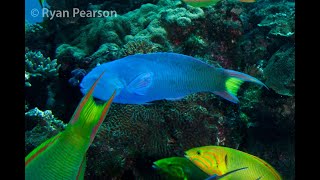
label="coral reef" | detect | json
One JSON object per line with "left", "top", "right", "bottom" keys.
{"left": 242, "top": 93, "right": 295, "bottom": 180}
{"left": 25, "top": 107, "right": 66, "bottom": 156}
{"left": 25, "top": 51, "right": 61, "bottom": 82}
{"left": 68, "top": 68, "right": 87, "bottom": 87}
{"left": 256, "top": 1, "right": 295, "bottom": 38}
{"left": 263, "top": 45, "right": 295, "bottom": 96}
{"left": 25, "top": 0, "right": 295, "bottom": 179}
{"left": 118, "top": 39, "right": 161, "bottom": 58}
{"left": 25, "top": 51, "right": 61, "bottom": 110}
{"left": 87, "top": 93, "right": 246, "bottom": 179}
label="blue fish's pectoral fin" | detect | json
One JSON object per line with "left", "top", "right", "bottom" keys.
{"left": 127, "top": 72, "right": 153, "bottom": 95}
{"left": 213, "top": 91, "right": 239, "bottom": 103}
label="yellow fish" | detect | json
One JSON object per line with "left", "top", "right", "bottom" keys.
{"left": 185, "top": 146, "right": 282, "bottom": 180}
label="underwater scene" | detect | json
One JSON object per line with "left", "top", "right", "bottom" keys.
{"left": 25, "top": 0, "right": 295, "bottom": 179}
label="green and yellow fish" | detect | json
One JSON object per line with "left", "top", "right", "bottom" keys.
{"left": 153, "top": 157, "right": 210, "bottom": 180}
{"left": 25, "top": 71, "right": 116, "bottom": 180}
{"left": 185, "top": 146, "right": 282, "bottom": 180}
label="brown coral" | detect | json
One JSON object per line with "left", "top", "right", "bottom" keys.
{"left": 119, "top": 39, "right": 161, "bottom": 58}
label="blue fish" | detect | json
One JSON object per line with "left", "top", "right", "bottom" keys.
{"left": 80, "top": 53, "right": 267, "bottom": 104}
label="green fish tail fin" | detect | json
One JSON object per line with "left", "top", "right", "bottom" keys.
{"left": 214, "top": 69, "right": 267, "bottom": 103}
{"left": 69, "top": 71, "right": 116, "bottom": 143}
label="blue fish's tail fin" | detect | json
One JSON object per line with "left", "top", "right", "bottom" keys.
{"left": 213, "top": 69, "right": 268, "bottom": 103}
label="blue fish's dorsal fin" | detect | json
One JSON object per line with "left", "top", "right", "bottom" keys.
{"left": 127, "top": 72, "right": 153, "bottom": 95}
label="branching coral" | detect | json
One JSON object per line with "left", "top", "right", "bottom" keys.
{"left": 25, "top": 50, "right": 62, "bottom": 109}
{"left": 25, "top": 107, "right": 66, "bottom": 156}
{"left": 25, "top": 51, "right": 61, "bottom": 81}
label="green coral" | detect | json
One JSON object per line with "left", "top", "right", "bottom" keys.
{"left": 254, "top": 1, "right": 295, "bottom": 38}
{"left": 162, "top": 7, "right": 205, "bottom": 27}
{"left": 55, "top": 44, "right": 87, "bottom": 63}
{"left": 258, "top": 12, "right": 295, "bottom": 37}
{"left": 62, "top": 0, "right": 205, "bottom": 66}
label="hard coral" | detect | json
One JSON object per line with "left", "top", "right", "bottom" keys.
{"left": 25, "top": 51, "right": 61, "bottom": 82}
{"left": 88, "top": 93, "right": 246, "bottom": 178}
{"left": 25, "top": 107, "right": 66, "bottom": 156}
{"left": 255, "top": 1, "right": 295, "bottom": 38}
{"left": 119, "top": 39, "right": 161, "bottom": 58}
{"left": 263, "top": 45, "right": 295, "bottom": 96}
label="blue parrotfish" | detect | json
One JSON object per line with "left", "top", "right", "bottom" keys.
{"left": 80, "top": 52, "right": 267, "bottom": 104}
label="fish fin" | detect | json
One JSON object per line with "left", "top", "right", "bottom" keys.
{"left": 204, "top": 167, "right": 248, "bottom": 180}
{"left": 89, "top": 91, "right": 116, "bottom": 143}
{"left": 25, "top": 132, "right": 62, "bottom": 166}
{"left": 213, "top": 91, "right": 239, "bottom": 103}
{"left": 217, "top": 69, "right": 268, "bottom": 103}
{"left": 247, "top": 154, "right": 282, "bottom": 180}
{"left": 256, "top": 176, "right": 262, "bottom": 180}
{"left": 127, "top": 72, "right": 153, "bottom": 95}
{"left": 69, "top": 71, "right": 107, "bottom": 125}
{"left": 69, "top": 70, "right": 116, "bottom": 143}
{"left": 217, "top": 167, "right": 248, "bottom": 179}
{"left": 76, "top": 156, "right": 87, "bottom": 180}
{"left": 204, "top": 174, "right": 218, "bottom": 180}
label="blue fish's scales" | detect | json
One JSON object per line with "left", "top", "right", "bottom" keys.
{"left": 80, "top": 53, "right": 266, "bottom": 104}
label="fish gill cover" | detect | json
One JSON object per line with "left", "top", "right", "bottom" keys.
{"left": 25, "top": 0, "right": 294, "bottom": 179}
